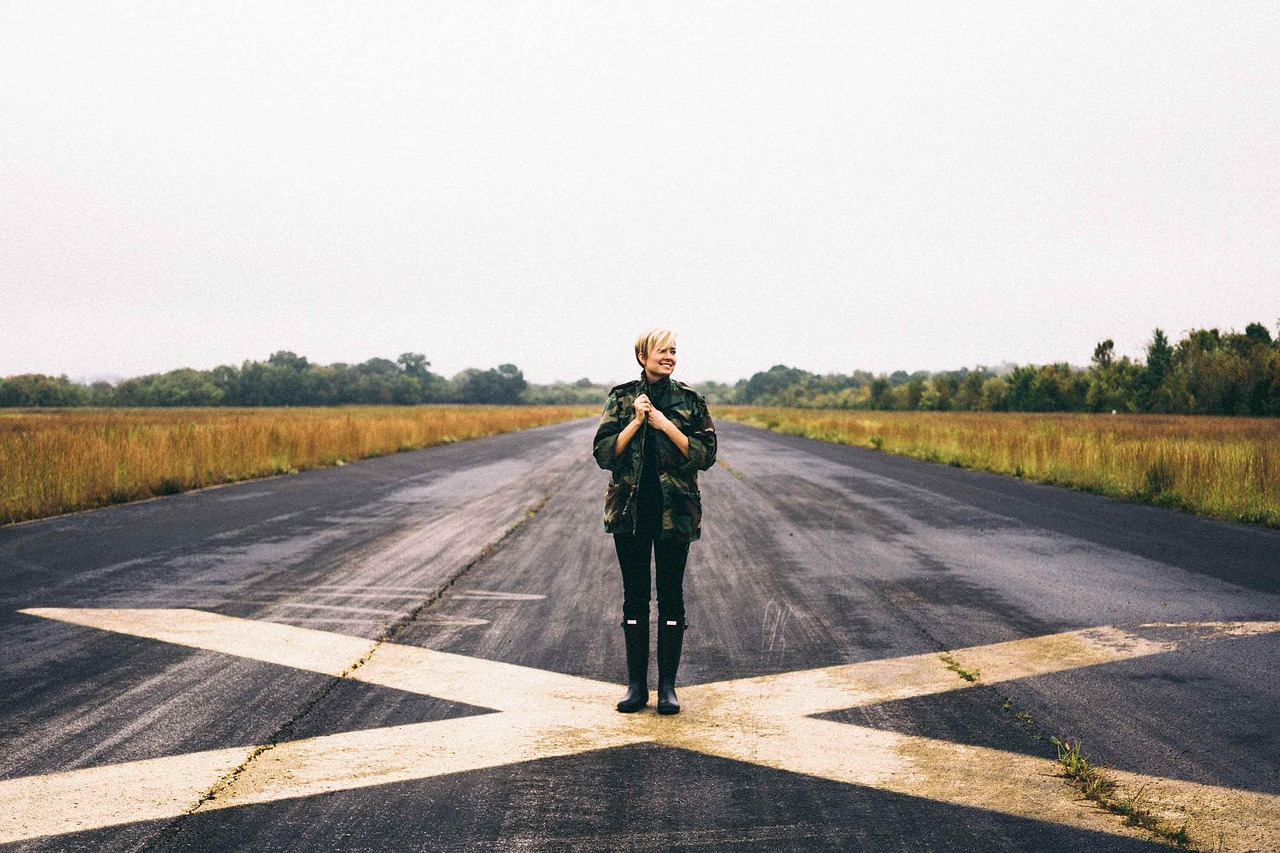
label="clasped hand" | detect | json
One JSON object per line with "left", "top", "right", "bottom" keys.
{"left": 633, "top": 394, "right": 670, "bottom": 429}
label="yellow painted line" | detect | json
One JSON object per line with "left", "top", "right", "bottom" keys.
{"left": 9, "top": 609, "right": 1280, "bottom": 848}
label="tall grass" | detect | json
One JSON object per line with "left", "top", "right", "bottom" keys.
{"left": 722, "top": 407, "right": 1280, "bottom": 528}
{"left": 0, "top": 406, "right": 590, "bottom": 525}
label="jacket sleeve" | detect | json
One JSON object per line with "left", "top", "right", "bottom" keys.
{"left": 677, "top": 393, "right": 717, "bottom": 474}
{"left": 592, "top": 390, "right": 627, "bottom": 472}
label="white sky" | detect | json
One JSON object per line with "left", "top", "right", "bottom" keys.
{"left": 2, "top": 2, "right": 1277, "bottom": 385}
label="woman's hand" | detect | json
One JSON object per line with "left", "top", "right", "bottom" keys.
{"left": 645, "top": 404, "right": 673, "bottom": 431}
{"left": 641, "top": 402, "right": 690, "bottom": 458}
{"left": 633, "top": 394, "right": 652, "bottom": 424}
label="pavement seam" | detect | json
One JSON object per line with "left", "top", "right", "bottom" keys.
{"left": 935, "top": 647, "right": 1196, "bottom": 850}
{"left": 136, "top": 484, "right": 561, "bottom": 852}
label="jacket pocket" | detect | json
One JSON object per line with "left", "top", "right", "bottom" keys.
{"left": 604, "top": 480, "right": 632, "bottom": 529}
{"left": 677, "top": 487, "right": 701, "bottom": 535}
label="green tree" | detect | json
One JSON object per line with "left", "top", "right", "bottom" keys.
{"left": 955, "top": 372, "right": 986, "bottom": 410}
{"left": 0, "top": 374, "right": 89, "bottom": 407}
{"left": 868, "top": 378, "right": 891, "bottom": 409}
{"left": 1091, "top": 339, "right": 1115, "bottom": 370}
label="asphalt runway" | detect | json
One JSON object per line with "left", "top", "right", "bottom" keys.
{"left": 2, "top": 418, "right": 1279, "bottom": 852}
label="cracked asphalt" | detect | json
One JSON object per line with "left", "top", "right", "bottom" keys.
{"left": 1, "top": 418, "right": 1278, "bottom": 852}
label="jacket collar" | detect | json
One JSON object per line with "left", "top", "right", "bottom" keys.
{"left": 640, "top": 371, "right": 673, "bottom": 398}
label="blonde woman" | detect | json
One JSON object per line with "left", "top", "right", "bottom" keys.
{"left": 592, "top": 329, "right": 717, "bottom": 714}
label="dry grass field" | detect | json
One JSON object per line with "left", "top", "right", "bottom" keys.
{"left": 721, "top": 407, "right": 1280, "bottom": 528}
{"left": 0, "top": 406, "right": 590, "bottom": 525}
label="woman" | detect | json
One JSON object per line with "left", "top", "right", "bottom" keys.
{"left": 592, "top": 328, "right": 717, "bottom": 715}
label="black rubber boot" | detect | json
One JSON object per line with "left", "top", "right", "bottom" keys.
{"left": 616, "top": 618, "right": 649, "bottom": 713}
{"left": 656, "top": 618, "right": 685, "bottom": 715}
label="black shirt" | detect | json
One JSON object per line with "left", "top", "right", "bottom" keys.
{"left": 636, "top": 381, "right": 663, "bottom": 531}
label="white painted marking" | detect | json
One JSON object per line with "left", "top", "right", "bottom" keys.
{"left": 268, "top": 603, "right": 405, "bottom": 616}
{"left": 452, "top": 590, "right": 546, "bottom": 601}
{"left": 275, "top": 617, "right": 384, "bottom": 625}
{"left": 97, "top": 601, "right": 403, "bottom": 617}
{"left": 300, "top": 585, "right": 445, "bottom": 594}
{"left": 158, "top": 584, "right": 442, "bottom": 595}
{"left": 302, "top": 592, "right": 441, "bottom": 601}
{"left": 269, "top": 615, "right": 489, "bottom": 627}
{"left": 8, "top": 610, "right": 1280, "bottom": 848}
{"left": 0, "top": 746, "right": 250, "bottom": 841}
{"left": 419, "top": 616, "right": 490, "bottom": 627}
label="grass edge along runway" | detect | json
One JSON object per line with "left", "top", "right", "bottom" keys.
{"left": 0, "top": 405, "right": 591, "bottom": 525}
{"left": 721, "top": 407, "right": 1280, "bottom": 529}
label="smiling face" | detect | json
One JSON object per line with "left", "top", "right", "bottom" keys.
{"left": 639, "top": 339, "right": 677, "bottom": 383}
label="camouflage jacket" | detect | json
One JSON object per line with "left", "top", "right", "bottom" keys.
{"left": 592, "top": 374, "right": 717, "bottom": 542}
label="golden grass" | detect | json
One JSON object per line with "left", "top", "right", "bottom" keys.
{"left": 0, "top": 405, "right": 591, "bottom": 525}
{"left": 721, "top": 407, "right": 1280, "bottom": 528}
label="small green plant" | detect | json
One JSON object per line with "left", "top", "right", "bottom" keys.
{"left": 869, "top": 435, "right": 883, "bottom": 450}
{"left": 939, "top": 653, "right": 980, "bottom": 682}
{"left": 1049, "top": 738, "right": 1191, "bottom": 848}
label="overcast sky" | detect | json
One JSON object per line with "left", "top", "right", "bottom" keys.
{"left": 2, "top": 2, "right": 1277, "bottom": 385}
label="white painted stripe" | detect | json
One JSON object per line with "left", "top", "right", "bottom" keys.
{"left": 21, "top": 608, "right": 608, "bottom": 710}
{"left": 453, "top": 590, "right": 546, "bottom": 601}
{"left": 297, "top": 585, "right": 444, "bottom": 594}
{"left": 206, "top": 712, "right": 649, "bottom": 809}
{"left": 148, "top": 584, "right": 441, "bottom": 595}
{"left": 419, "top": 615, "right": 490, "bottom": 627}
{"left": 689, "top": 625, "right": 1185, "bottom": 715}
{"left": 268, "top": 603, "right": 405, "bottom": 616}
{"left": 92, "top": 601, "right": 403, "bottom": 617}
{"left": 267, "top": 615, "right": 487, "bottom": 627}
{"left": 24, "top": 608, "right": 378, "bottom": 678}
{"left": 0, "top": 746, "right": 250, "bottom": 844}
{"left": 285, "top": 592, "right": 434, "bottom": 601}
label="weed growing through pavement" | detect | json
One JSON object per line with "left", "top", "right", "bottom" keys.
{"left": 1050, "top": 738, "right": 1192, "bottom": 848}
{"left": 1001, "top": 700, "right": 1040, "bottom": 737}
{"left": 992, "top": 692, "right": 1193, "bottom": 847}
{"left": 939, "top": 653, "right": 980, "bottom": 682}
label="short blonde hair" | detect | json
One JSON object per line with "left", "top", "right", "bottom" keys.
{"left": 635, "top": 328, "right": 677, "bottom": 366}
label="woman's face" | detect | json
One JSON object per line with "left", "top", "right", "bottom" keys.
{"left": 640, "top": 341, "right": 677, "bottom": 380}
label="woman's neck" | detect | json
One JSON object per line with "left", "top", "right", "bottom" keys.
{"left": 643, "top": 370, "right": 670, "bottom": 386}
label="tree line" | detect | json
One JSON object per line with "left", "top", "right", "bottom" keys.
{"left": 3, "top": 322, "right": 1278, "bottom": 415}
{"left": 0, "top": 353, "right": 537, "bottom": 407}
{"left": 713, "top": 322, "right": 1280, "bottom": 416}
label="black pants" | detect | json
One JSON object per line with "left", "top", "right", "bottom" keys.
{"left": 613, "top": 494, "right": 689, "bottom": 627}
